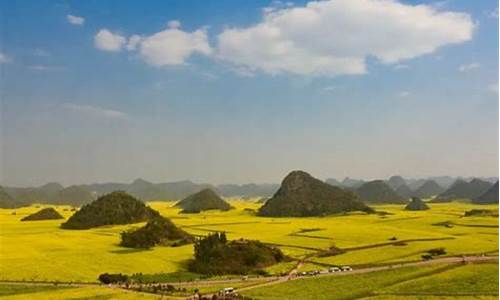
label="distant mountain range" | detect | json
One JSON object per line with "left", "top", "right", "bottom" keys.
{"left": 1, "top": 179, "right": 280, "bottom": 206}
{"left": 434, "top": 179, "right": 493, "bottom": 202}
{"left": 2, "top": 174, "right": 497, "bottom": 207}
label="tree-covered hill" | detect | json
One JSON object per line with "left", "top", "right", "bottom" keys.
{"left": 175, "top": 188, "right": 232, "bottom": 213}
{"left": 356, "top": 180, "right": 407, "bottom": 204}
{"left": 258, "top": 170, "right": 372, "bottom": 217}
{"left": 61, "top": 191, "right": 159, "bottom": 229}
{"left": 120, "top": 216, "right": 193, "bottom": 248}
{"left": 21, "top": 207, "right": 64, "bottom": 221}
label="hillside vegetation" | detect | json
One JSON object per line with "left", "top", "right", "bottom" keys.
{"left": 120, "top": 216, "right": 193, "bottom": 248}
{"left": 188, "top": 232, "right": 285, "bottom": 275}
{"left": 175, "top": 188, "right": 232, "bottom": 213}
{"left": 61, "top": 191, "right": 159, "bottom": 229}
{"left": 21, "top": 208, "right": 64, "bottom": 221}
{"left": 259, "top": 170, "right": 372, "bottom": 217}
{"left": 356, "top": 180, "right": 406, "bottom": 204}
{"left": 0, "top": 187, "right": 24, "bottom": 209}
{"left": 435, "top": 179, "right": 492, "bottom": 202}
{"left": 474, "top": 181, "right": 499, "bottom": 204}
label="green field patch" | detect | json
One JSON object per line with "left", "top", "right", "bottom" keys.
{"left": 242, "top": 264, "right": 451, "bottom": 300}
{"left": 342, "top": 237, "right": 455, "bottom": 252}
{"left": 380, "top": 263, "right": 499, "bottom": 296}
{"left": 0, "top": 284, "right": 71, "bottom": 296}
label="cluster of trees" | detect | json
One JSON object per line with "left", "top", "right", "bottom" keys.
{"left": 61, "top": 191, "right": 159, "bottom": 229}
{"left": 189, "top": 232, "right": 285, "bottom": 275}
{"left": 98, "top": 273, "right": 129, "bottom": 284}
{"left": 421, "top": 247, "right": 447, "bottom": 260}
{"left": 120, "top": 216, "right": 194, "bottom": 248}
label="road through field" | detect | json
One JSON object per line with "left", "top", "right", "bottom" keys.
{"left": 0, "top": 255, "right": 496, "bottom": 299}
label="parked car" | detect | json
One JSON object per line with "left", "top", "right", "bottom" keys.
{"left": 341, "top": 266, "right": 352, "bottom": 272}
{"left": 329, "top": 267, "right": 341, "bottom": 273}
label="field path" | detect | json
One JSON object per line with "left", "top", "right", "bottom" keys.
{"left": 0, "top": 255, "right": 496, "bottom": 299}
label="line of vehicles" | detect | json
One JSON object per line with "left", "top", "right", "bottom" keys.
{"left": 298, "top": 265, "right": 353, "bottom": 276}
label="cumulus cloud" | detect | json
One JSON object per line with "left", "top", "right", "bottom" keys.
{"left": 94, "top": 29, "right": 126, "bottom": 52}
{"left": 67, "top": 14, "right": 85, "bottom": 26}
{"left": 216, "top": 0, "right": 475, "bottom": 76}
{"left": 137, "top": 26, "right": 212, "bottom": 66}
{"left": 95, "top": 21, "right": 212, "bottom": 66}
{"left": 0, "top": 52, "right": 12, "bottom": 64}
{"left": 63, "top": 103, "right": 128, "bottom": 119}
{"left": 458, "top": 63, "right": 480, "bottom": 72}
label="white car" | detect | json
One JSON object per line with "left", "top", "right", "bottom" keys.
{"left": 341, "top": 266, "right": 352, "bottom": 272}
{"left": 329, "top": 267, "right": 341, "bottom": 273}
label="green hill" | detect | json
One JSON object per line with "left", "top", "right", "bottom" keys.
{"left": 21, "top": 207, "right": 64, "bottom": 221}
{"left": 120, "top": 216, "right": 193, "bottom": 248}
{"left": 356, "top": 180, "right": 407, "bottom": 204}
{"left": 413, "top": 180, "right": 445, "bottom": 198}
{"left": 0, "top": 186, "right": 24, "bottom": 209}
{"left": 53, "top": 186, "right": 94, "bottom": 206}
{"left": 61, "top": 191, "right": 159, "bottom": 229}
{"left": 473, "top": 181, "right": 499, "bottom": 204}
{"left": 258, "top": 171, "right": 372, "bottom": 217}
{"left": 387, "top": 175, "right": 406, "bottom": 190}
{"left": 405, "top": 197, "right": 429, "bottom": 211}
{"left": 175, "top": 188, "right": 232, "bottom": 213}
{"left": 434, "top": 178, "right": 492, "bottom": 201}
{"left": 395, "top": 184, "right": 413, "bottom": 199}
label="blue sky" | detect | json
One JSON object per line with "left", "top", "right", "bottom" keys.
{"left": 1, "top": 0, "right": 498, "bottom": 186}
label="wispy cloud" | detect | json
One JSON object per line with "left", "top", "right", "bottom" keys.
{"left": 27, "top": 65, "right": 65, "bottom": 72}
{"left": 33, "top": 48, "right": 51, "bottom": 57}
{"left": 320, "top": 85, "right": 338, "bottom": 93}
{"left": 63, "top": 103, "right": 129, "bottom": 120}
{"left": 485, "top": 7, "right": 499, "bottom": 19}
{"left": 458, "top": 63, "right": 480, "bottom": 72}
{"left": 67, "top": 14, "right": 85, "bottom": 26}
{"left": 0, "top": 52, "right": 12, "bottom": 64}
{"left": 397, "top": 91, "right": 411, "bottom": 98}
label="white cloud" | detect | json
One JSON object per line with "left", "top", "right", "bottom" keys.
{"left": 397, "top": 91, "right": 410, "bottom": 98}
{"left": 94, "top": 29, "right": 126, "bottom": 52}
{"left": 458, "top": 62, "right": 480, "bottom": 72}
{"left": 136, "top": 26, "right": 212, "bottom": 66}
{"left": 217, "top": 0, "right": 475, "bottom": 76}
{"left": 0, "top": 52, "right": 12, "bottom": 64}
{"left": 27, "top": 65, "right": 65, "bottom": 72}
{"left": 63, "top": 103, "right": 128, "bottom": 119}
{"left": 67, "top": 14, "right": 85, "bottom": 26}
{"left": 126, "top": 35, "right": 142, "bottom": 51}
{"left": 321, "top": 85, "right": 337, "bottom": 92}
{"left": 96, "top": 21, "right": 211, "bottom": 66}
